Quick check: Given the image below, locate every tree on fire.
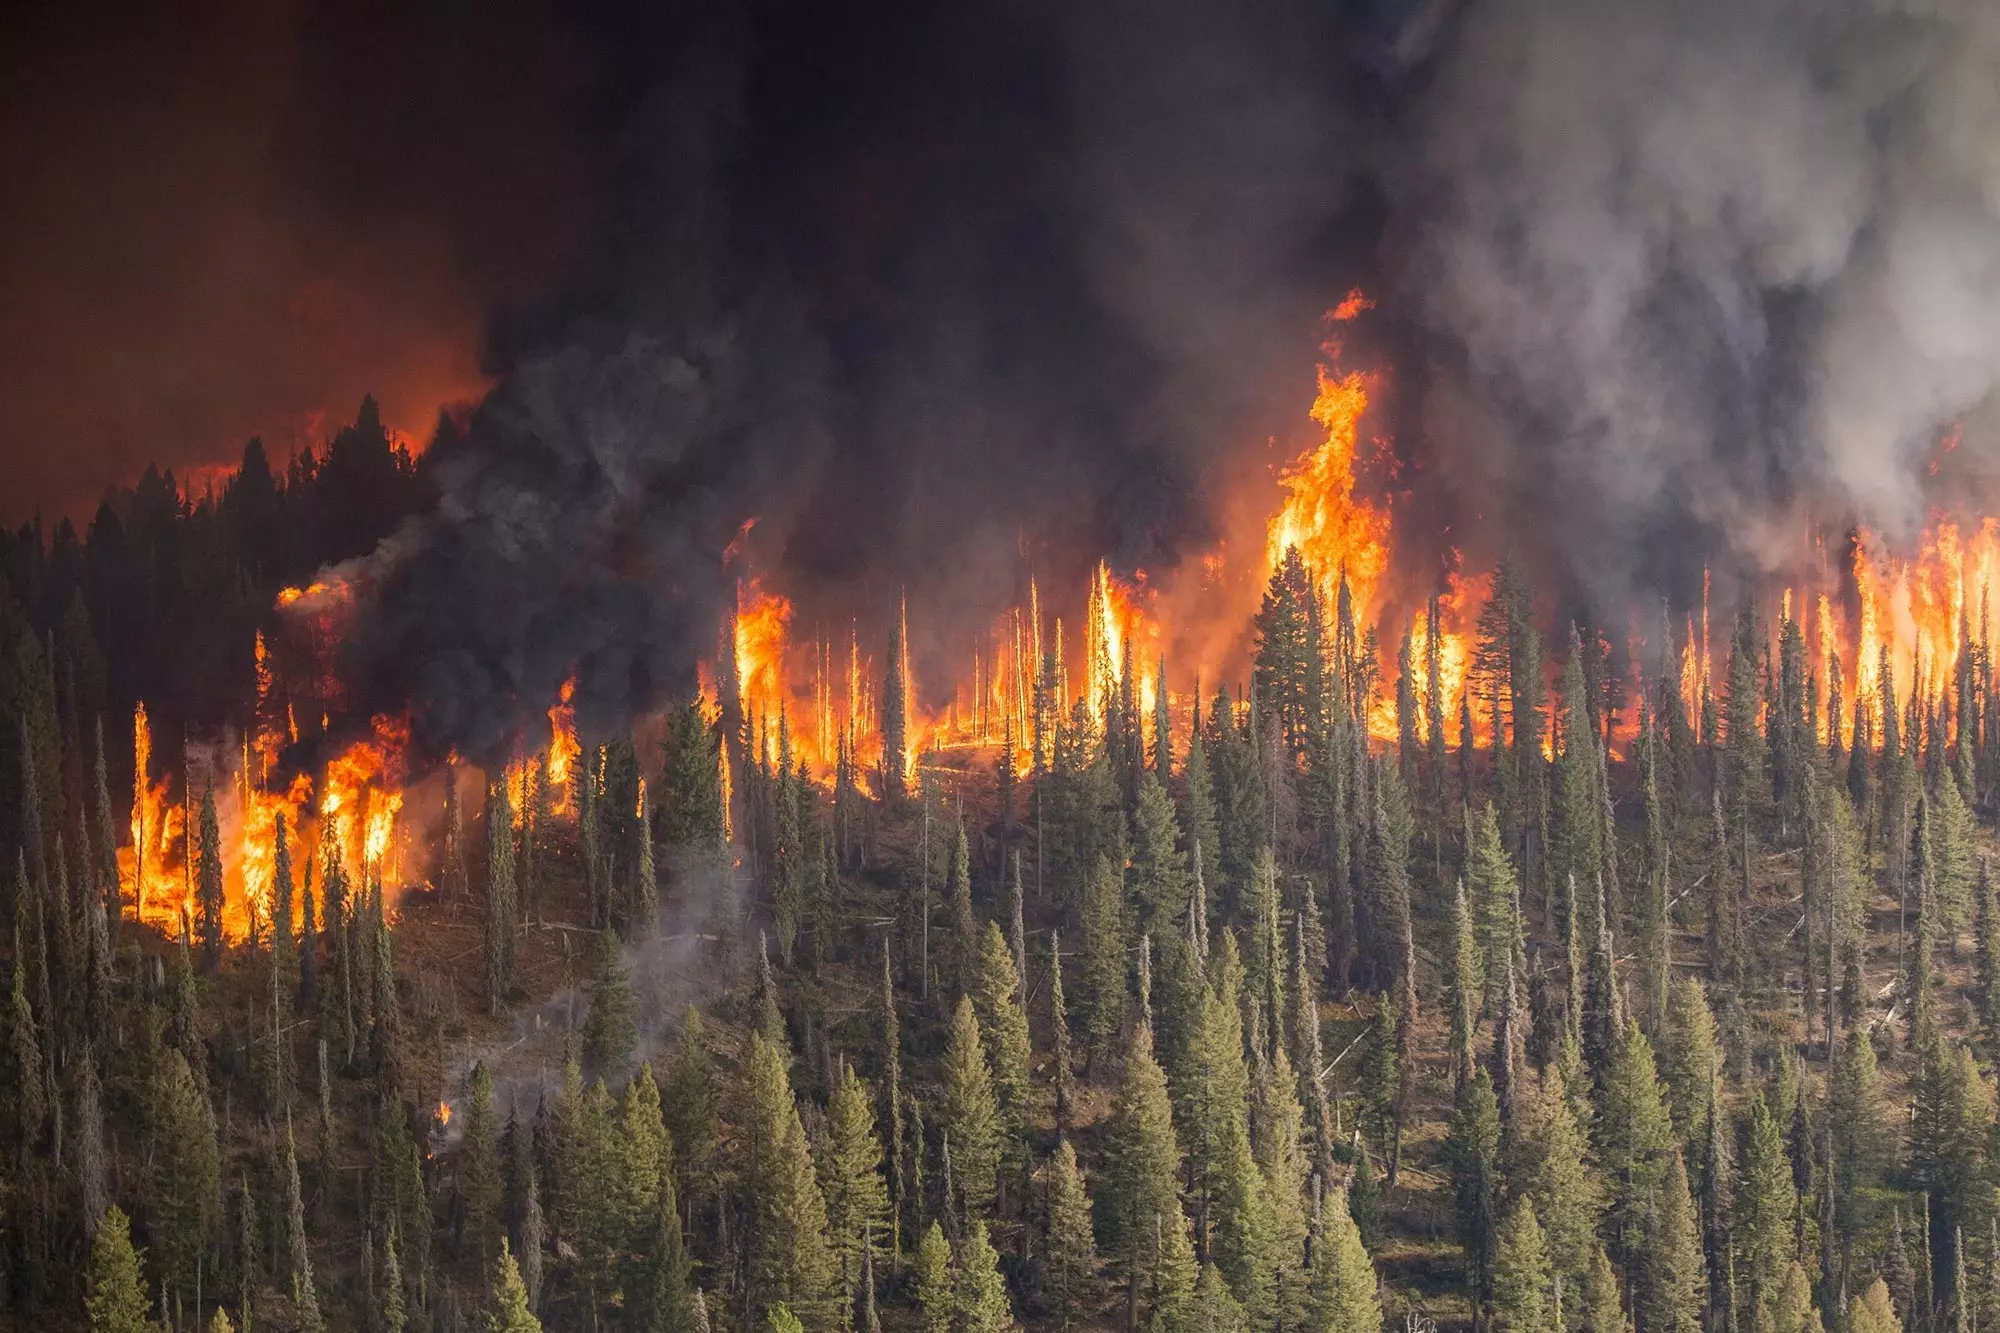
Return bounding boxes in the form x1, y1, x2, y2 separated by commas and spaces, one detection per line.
12, 458, 2000, 1333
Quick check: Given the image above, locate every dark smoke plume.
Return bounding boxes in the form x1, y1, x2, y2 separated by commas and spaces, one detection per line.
334, 0, 2000, 756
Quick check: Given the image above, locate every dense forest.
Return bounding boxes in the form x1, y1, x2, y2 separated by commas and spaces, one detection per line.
2, 422, 1997, 1333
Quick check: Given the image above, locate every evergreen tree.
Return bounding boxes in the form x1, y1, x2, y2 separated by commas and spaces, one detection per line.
972, 921, 1033, 1168
1192, 945, 1277, 1320
664, 1007, 720, 1224
1576, 1246, 1631, 1333
84, 1205, 151, 1333
1250, 1039, 1312, 1333
948, 815, 978, 996
1469, 804, 1521, 1016
942, 995, 1002, 1218
1305, 1186, 1381, 1333
819, 1065, 890, 1306
462, 1061, 503, 1263
914, 1222, 952, 1333
1077, 856, 1128, 1069
1640, 1151, 1706, 1333
149, 1046, 221, 1301
1848, 1278, 1903, 1333
883, 603, 909, 801
1049, 930, 1075, 1133
1491, 1200, 1555, 1331
1193, 1263, 1250, 1333
1736, 1095, 1799, 1316
1180, 728, 1222, 900
736, 1032, 838, 1330
196, 780, 224, 968
487, 1240, 543, 1333
1911, 1036, 1996, 1317
1447, 1069, 1504, 1313
1662, 977, 1720, 1155
1506, 1066, 1605, 1286
1769, 1259, 1826, 1333
581, 929, 636, 1074
272, 810, 297, 1003
1046, 1141, 1098, 1331
485, 781, 517, 1014
1130, 770, 1192, 931
1449, 878, 1480, 1089
952, 1220, 1018, 1333
1597, 1024, 1673, 1269
1098, 1023, 1197, 1331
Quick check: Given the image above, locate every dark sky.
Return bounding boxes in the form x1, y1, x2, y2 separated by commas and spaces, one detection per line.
0, 0, 588, 520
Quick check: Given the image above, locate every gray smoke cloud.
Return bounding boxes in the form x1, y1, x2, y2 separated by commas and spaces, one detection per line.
1388, 0, 2000, 603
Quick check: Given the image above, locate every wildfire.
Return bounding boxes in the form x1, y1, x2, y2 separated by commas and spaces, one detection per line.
1266, 362, 1391, 619
547, 675, 581, 813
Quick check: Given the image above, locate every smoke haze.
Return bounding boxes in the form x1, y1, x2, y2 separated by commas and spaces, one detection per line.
12, 0, 2000, 751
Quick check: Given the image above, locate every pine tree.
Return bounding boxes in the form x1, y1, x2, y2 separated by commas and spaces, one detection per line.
1193, 1263, 1250, 1333
1830, 1022, 1892, 1224
820, 1065, 890, 1305
1469, 804, 1521, 1016
85, 1205, 152, 1333
1305, 1185, 1382, 1333
196, 780, 224, 968
736, 1031, 838, 1330
1130, 770, 1191, 931
664, 1007, 720, 1223
581, 929, 636, 1074
1912, 1036, 1996, 1316
1250, 1039, 1311, 1332
281, 1119, 322, 1332
1598, 1024, 1673, 1269
1449, 878, 1480, 1089
941, 995, 1002, 1218
1193, 943, 1277, 1320
1491, 1200, 1555, 1331
1077, 856, 1128, 1068
1181, 728, 1222, 901
1640, 1151, 1705, 1333
1848, 1278, 1904, 1333
631, 1154, 695, 1333
1049, 930, 1075, 1133
1770, 1259, 1826, 1333
487, 1240, 543, 1333
1576, 1245, 1631, 1333
1736, 1094, 1799, 1315
1447, 1069, 1504, 1312
462, 1061, 503, 1262
485, 781, 516, 1014
1506, 1066, 1605, 1286
150, 1046, 221, 1300
972, 921, 1033, 1168
1099, 1023, 1197, 1331
1046, 1142, 1098, 1331
953, 1220, 1018, 1333
914, 1222, 952, 1333
1662, 977, 1720, 1155
272, 810, 298, 1003
383, 1220, 408, 1333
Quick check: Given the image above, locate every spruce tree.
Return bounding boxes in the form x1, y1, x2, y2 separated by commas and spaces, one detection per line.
1046, 1141, 1097, 1331
1848, 1278, 1902, 1333
952, 1220, 1018, 1333
1597, 1024, 1673, 1269
736, 1031, 838, 1330
85, 1205, 151, 1333
971, 921, 1033, 1169
581, 929, 636, 1074
1077, 856, 1128, 1069
1506, 1066, 1605, 1286
1098, 1023, 1197, 1331
1130, 770, 1191, 931
948, 816, 977, 995
1447, 1069, 1503, 1313
914, 1222, 952, 1333
1469, 803, 1520, 1016
1640, 1151, 1705, 1333
1576, 1245, 1631, 1333
485, 781, 516, 1014
1911, 1036, 1996, 1317
1305, 1185, 1381, 1333
487, 1240, 543, 1333
941, 995, 1001, 1219
819, 1065, 890, 1305
1049, 930, 1075, 1133
664, 1007, 720, 1225
1193, 1263, 1250, 1333
272, 810, 298, 1003
1735, 1095, 1799, 1313
1491, 1200, 1555, 1331
150, 1046, 221, 1301
1662, 976, 1720, 1156
196, 780, 224, 968
462, 1061, 503, 1263
1449, 878, 1480, 1089
1770, 1259, 1825, 1333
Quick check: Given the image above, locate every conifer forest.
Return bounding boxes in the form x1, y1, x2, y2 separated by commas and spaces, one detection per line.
10, 2, 2000, 1333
